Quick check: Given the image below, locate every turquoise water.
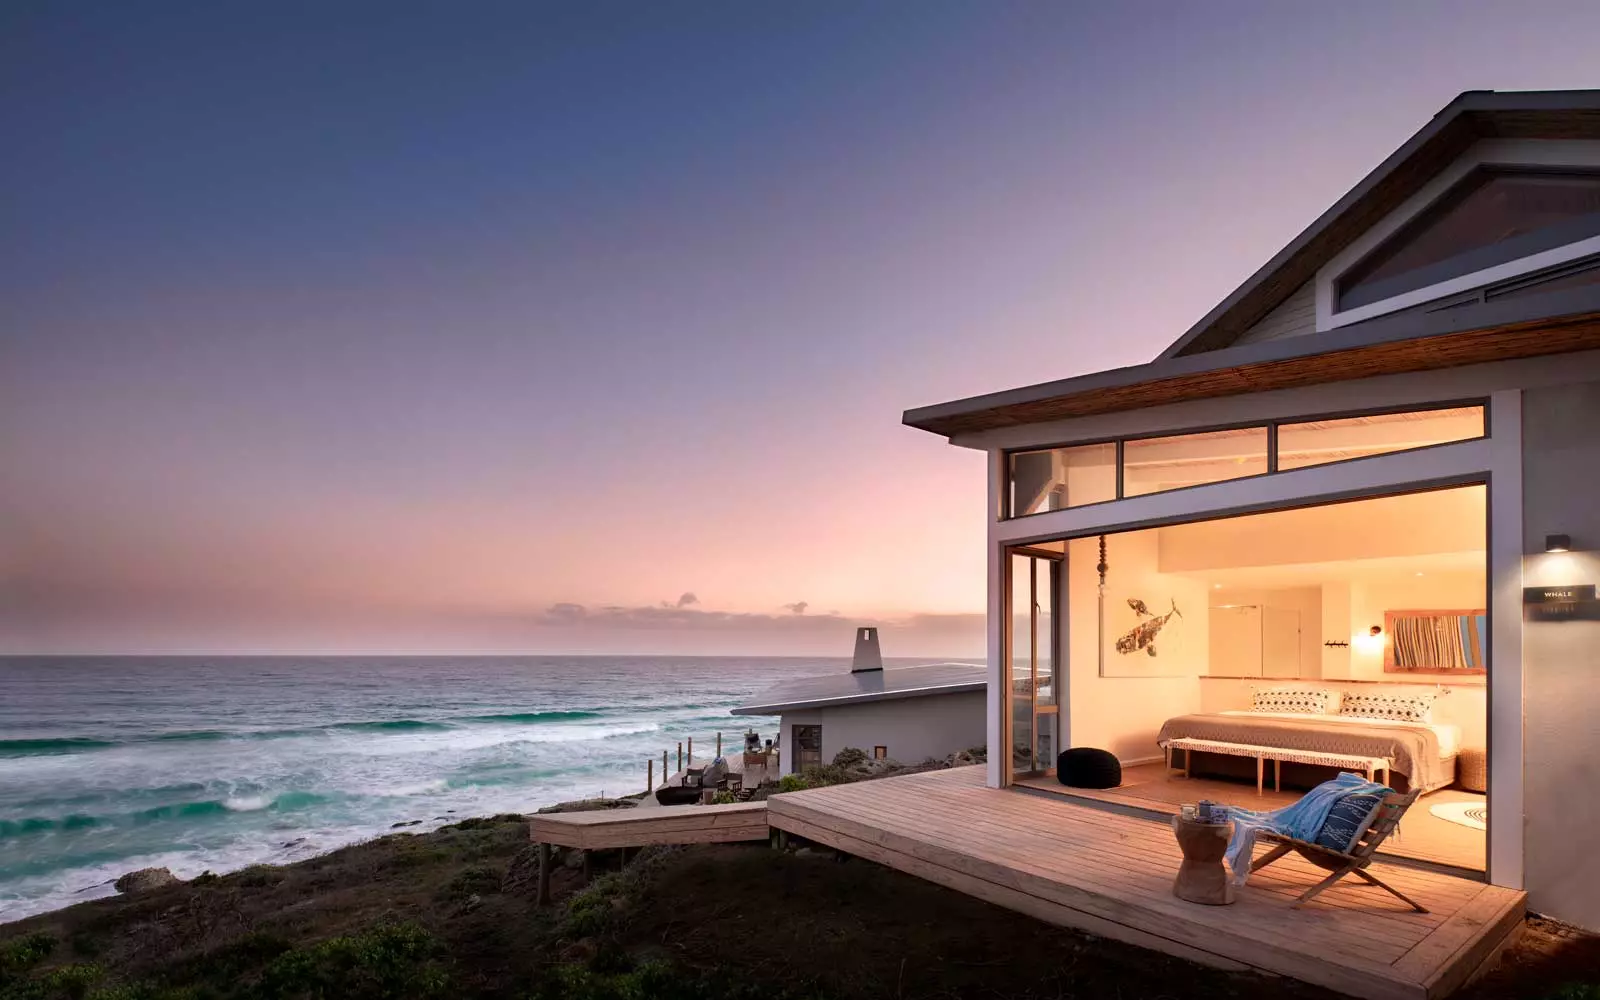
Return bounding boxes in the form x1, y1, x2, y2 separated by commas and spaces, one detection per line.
0, 655, 847, 921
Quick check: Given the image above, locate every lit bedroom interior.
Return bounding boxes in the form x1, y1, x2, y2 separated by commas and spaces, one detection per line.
1013, 483, 1489, 873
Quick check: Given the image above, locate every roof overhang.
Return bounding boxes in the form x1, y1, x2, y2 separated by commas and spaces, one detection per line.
903, 286, 1600, 438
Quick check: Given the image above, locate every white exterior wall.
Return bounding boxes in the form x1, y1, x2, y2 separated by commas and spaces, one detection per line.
777, 691, 987, 777
1521, 379, 1600, 931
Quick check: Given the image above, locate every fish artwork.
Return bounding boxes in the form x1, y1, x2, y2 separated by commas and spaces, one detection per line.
1116, 597, 1182, 657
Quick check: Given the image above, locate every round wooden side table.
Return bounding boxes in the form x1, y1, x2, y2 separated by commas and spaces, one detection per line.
1171, 816, 1235, 905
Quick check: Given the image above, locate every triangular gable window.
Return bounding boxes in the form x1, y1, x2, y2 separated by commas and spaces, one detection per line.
1336, 167, 1600, 312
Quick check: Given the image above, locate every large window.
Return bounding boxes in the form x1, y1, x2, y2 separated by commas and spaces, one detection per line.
1003, 404, 1485, 519
1122, 427, 1269, 498
1277, 407, 1485, 471
1337, 168, 1600, 312
1009, 442, 1116, 517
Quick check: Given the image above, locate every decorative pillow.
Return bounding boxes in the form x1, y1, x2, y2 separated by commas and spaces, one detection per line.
1250, 686, 1336, 715
1339, 689, 1437, 723
1315, 792, 1385, 852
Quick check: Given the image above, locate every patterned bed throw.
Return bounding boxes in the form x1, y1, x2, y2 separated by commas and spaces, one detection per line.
1157, 712, 1448, 792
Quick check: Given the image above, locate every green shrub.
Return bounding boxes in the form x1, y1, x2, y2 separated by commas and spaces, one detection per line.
446, 865, 502, 897
776, 774, 809, 793
710, 791, 736, 805
0, 933, 57, 980
254, 922, 449, 999
831, 747, 868, 768
232, 865, 283, 889
1547, 986, 1600, 1000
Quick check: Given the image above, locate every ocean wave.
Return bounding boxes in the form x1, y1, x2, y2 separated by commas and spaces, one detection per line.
456, 710, 602, 724
3, 714, 625, 757
521, 723, 659, 743
0, 738, 117, 758
0, 792, 332, 839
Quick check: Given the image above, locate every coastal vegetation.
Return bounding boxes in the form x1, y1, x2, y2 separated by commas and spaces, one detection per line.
1, 757, 1595, 999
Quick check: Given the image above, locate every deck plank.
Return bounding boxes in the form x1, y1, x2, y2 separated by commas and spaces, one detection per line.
767, 766, 1523, 1000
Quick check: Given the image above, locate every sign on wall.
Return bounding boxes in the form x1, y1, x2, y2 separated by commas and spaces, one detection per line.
1523, 584, 1600, 622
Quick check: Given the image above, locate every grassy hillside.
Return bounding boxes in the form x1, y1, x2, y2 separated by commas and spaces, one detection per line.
1, 812, 1596, 999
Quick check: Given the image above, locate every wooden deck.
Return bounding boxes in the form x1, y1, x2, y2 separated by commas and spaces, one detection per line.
767, 767, 1523, 1000
529, 801, 769, 850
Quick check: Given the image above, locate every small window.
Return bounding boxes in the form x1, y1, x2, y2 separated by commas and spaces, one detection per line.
794, 725, 822, 771
1122, 426, 1269, 497
873, 745, 888, 760
1277, 406, 1484, 471
1337, 168, 1600, 312
1008, 442, 1116, 517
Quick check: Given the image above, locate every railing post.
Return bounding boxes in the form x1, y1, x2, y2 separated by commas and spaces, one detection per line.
716, 731, 722, 757
663, 749, 669, 781
677, 742, 683, 772
647, 758, 654, 792
688, 736, 693, 765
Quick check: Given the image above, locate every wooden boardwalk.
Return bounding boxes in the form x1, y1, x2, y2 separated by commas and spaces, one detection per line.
767, 767, 1522, 1000
530, 801, 768, 850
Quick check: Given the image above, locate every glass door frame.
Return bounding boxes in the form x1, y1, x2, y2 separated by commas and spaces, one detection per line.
1003, 545, 1062, 783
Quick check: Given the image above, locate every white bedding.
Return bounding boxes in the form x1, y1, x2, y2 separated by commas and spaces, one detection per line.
1220, 710, 1461, 759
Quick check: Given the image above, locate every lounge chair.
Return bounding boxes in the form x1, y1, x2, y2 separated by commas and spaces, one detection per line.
1249, 787, 1426, 911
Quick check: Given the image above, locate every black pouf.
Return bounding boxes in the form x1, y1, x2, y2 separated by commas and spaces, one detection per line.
1057, 747, 1121, 789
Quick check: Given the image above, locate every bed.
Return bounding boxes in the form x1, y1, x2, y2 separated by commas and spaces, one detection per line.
1157, 710, 1460, 793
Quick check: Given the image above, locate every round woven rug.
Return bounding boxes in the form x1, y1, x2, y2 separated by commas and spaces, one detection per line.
1429, 800, 1488, 831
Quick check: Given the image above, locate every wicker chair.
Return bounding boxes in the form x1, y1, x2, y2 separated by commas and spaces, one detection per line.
1249, 788, 1427, 912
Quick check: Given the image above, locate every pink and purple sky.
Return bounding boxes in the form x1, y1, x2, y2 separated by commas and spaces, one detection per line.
3, 1, 1598, 656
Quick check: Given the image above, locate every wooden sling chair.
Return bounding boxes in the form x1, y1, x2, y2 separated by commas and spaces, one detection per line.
1249, 787, 1428, 912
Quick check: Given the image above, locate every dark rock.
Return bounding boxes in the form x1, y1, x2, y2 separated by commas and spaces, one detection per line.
115, 867, 179, 894
502, 845, 541, 896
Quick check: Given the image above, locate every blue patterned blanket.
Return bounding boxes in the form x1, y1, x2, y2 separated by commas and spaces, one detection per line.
1221, 772, 1389, 884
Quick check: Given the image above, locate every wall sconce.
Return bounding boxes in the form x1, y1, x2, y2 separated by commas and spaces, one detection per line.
1546, 534, 1572, 553
1369, 625, 1383, 637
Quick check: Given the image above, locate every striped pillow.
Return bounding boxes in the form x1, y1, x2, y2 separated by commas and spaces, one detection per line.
1250, 686, 1337, 715
1339, 689, 1438, 724
1315, 792, 1385, 852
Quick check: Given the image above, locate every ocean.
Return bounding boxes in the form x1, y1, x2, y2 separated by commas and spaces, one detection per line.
0, 655, 855, 922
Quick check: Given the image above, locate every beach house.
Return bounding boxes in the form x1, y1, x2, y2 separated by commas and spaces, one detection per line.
889, 88, 1600, 931
732, 627, 985, 775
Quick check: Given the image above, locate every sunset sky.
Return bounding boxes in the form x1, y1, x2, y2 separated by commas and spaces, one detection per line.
5, 1, 1599, 655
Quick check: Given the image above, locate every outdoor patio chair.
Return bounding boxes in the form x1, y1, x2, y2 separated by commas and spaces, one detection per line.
1249, 787, 1426, 912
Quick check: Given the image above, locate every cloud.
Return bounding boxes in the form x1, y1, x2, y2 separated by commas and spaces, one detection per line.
676, 592, 698, 608
532, 600, 841, 632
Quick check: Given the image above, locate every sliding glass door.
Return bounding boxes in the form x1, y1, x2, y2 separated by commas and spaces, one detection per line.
1006, 549, 1059, 781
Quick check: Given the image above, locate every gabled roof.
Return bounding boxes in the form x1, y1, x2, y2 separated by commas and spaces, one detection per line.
730, 661, 984, 715
1162, 89, 1600, 358
902, 89, 1600, 439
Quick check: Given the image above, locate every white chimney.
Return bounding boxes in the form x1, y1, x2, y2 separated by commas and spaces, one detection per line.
851, 627, 883, 673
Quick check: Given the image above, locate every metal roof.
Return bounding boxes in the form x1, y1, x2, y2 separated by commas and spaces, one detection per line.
731, 661, 985, 715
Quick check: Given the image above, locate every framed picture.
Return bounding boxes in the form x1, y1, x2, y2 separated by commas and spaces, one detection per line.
1384, 609, 1487, 674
